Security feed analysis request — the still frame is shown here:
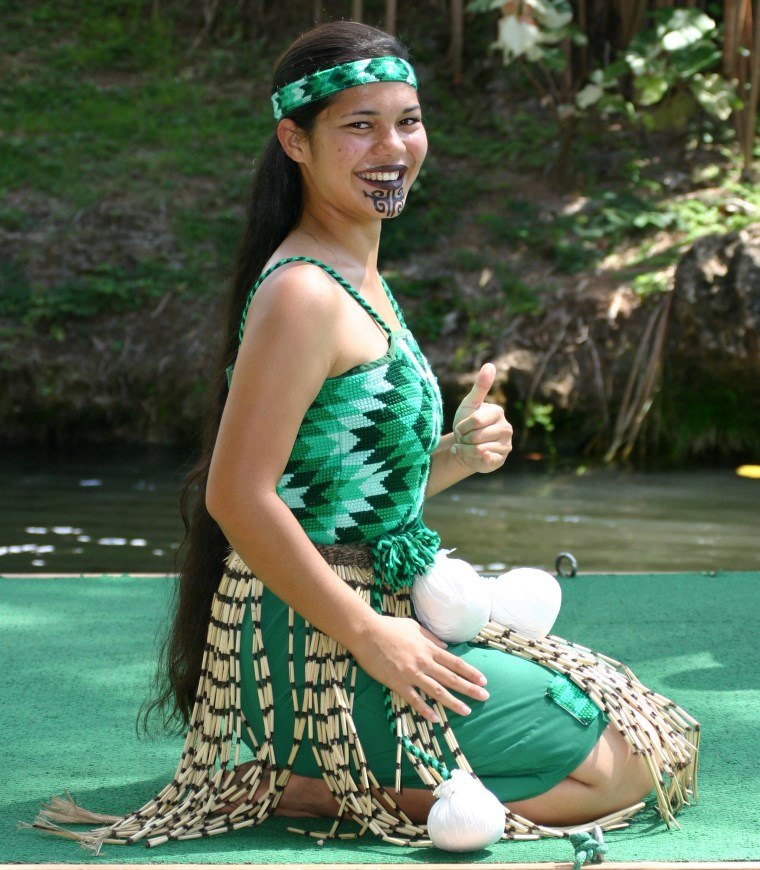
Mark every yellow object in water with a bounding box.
[736,465,760,479]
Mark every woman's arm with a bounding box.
[425,432,474,498]
[207,265,488,723]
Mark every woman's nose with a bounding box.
[373,124,404,155]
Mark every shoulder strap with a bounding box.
[380,275,408,331]
[236,256,396,348]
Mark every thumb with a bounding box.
[461,363,496,411]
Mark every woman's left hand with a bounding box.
[450,363,512,473]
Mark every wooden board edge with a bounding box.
[4,571,754,580]
[2,863,759,869]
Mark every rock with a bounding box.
[668,224,760,377]
[662,223,760,454]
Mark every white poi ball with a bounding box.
[412,549,492,643]
[490,567,562,638]
[427,769,506,852]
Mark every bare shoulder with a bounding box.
[245,261,343,330]
[234,261,343,390]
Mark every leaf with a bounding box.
[599,59,629,86]
[624,50,649,78]
[528,0,573,30]
[576,83,604,109]
[541,46,569,72]
[635,74,669,107]
[595,94,633,119]
[669,41,721,77]
[494,16,542,63]
[656,9,715,51]
[689,73,736,121]
[466,0,503,11]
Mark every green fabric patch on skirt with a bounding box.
[546,673,602,725]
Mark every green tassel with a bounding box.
[570,830,607,869]
[369,536,450,784]
[371,516,440,591]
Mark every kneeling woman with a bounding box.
[28,19,698,854]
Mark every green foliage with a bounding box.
[471,2,739,138]
[173,209,242,282]
[515,399,557,458]
[493,264,542,316]
[448,248,482,271]
[59,10,174,73]
[0,260,173,326]
[1,0,755,343]
[387,259,541,348]
[632,271,670,298]
[0,0,270,207]
[4,1,176,74]
[476,189,681,274]
[660,376,760,459]
[579,9,739,130]
[0,70,262,201]
[469,0,584,66]
[450,265,542,349]
[0,203,32,232]
[383,274,451,341]
[524,401,555,433]
[625,176,760,268]
[0,258,32,317]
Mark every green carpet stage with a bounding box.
[2,571,759,865]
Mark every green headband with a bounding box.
[272,55,417,120]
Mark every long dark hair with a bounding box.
[137,20,412,737]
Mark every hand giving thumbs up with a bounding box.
[450,363,513,473]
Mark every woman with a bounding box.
[29,20,697,853]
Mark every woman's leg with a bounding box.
[375,723,653,826]
[218,724,652,824]
[504,723,653,825]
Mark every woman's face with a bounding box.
[295,81,427,220]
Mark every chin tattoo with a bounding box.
[363,187,406,217]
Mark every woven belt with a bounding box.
[314,541,373,569]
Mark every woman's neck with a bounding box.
[292,206,381,273]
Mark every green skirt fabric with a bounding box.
[239,587,609,803]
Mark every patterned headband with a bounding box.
[271,55,417,120]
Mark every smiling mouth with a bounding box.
[356,166,407,190]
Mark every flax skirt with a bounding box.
[27,547,697,852]
[239,583,609,803]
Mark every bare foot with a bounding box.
[212,762,339,818]
[212,763,438,824]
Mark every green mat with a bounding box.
[2,572,759,864]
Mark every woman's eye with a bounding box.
[348,117,421,130]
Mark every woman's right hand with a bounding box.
[350,613,490,723]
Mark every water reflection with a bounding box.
[0,448,186,574]
[0,448,757,574]
[423,468,759,573]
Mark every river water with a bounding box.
[0,447,757,575]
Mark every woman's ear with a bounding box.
[276,119,310,164]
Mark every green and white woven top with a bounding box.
[233,256,444,588]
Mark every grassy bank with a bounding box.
[2,1,758,457]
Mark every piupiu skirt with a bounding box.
[239,585,609,802]
[27,546,698,853]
